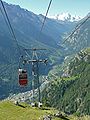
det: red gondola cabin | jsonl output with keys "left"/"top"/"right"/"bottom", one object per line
{"left": 19, "top": 69, "right": 28, "bottom": 86}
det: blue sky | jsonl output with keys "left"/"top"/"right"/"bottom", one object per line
{"left": 4, "top": 0, "right": 90, "bottom": 17}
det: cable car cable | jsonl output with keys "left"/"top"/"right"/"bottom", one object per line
{"left": 40, "top": 0, "right": 53, "bottom": 32}
{"left": 0, "top": 62, "right": 18, "bottom": 77}
{"left": 12, "top": 0, "right": 52, "bottom": 55}
{"left": 0, "top": 7, "right": 13, "bottom": 36}
{"left": 23, "top": 0, "right": 53, "bottom": 56}
{"left": 62, "top": 15, "right": 90, "bottom": 44}
{"left": 0, "top": 0, "right": 21, "bottom": 56}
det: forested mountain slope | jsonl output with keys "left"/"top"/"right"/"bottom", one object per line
{"left": 42, "top": 48, "right": 90, "bottom": 115}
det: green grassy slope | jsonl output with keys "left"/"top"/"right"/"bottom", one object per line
{"left": 0, "top": 101, "right": 90, "bottom": 120}
{"left": 0, "top": 101, "right": 64, "bottom": 120}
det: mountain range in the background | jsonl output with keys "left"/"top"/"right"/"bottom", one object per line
{"left": 48, "top": 13, "right": 82, "bottom": 22}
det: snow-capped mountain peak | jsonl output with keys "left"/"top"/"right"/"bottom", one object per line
{"left": 48, "top": 13, "right": 82, "bottom": 22}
